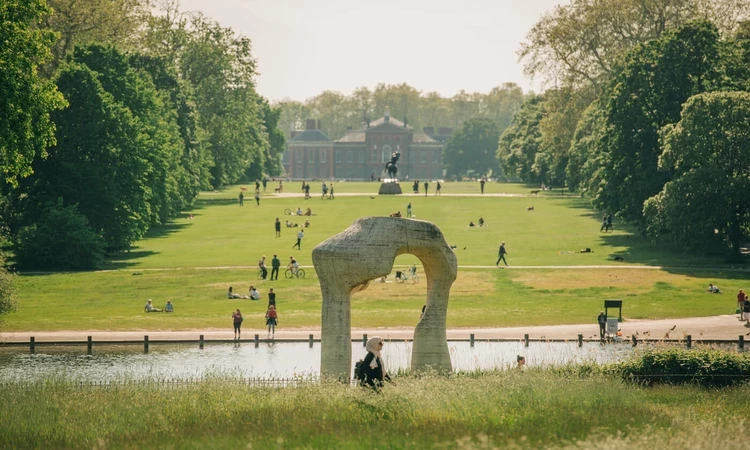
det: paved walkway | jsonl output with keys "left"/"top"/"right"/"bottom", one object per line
{"left": 2, "top": 315, "right": 748, "bottom": 343}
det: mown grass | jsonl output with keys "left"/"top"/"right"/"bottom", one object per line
{"left": 4, "top": 182, "right": 747, "bottom": 332}
{"left": 1, "top": 369, "right": 749, "bottom": 449}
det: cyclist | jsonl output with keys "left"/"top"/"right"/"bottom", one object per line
{"left": 288, "top": 256, "right": 300, "bottom": 276}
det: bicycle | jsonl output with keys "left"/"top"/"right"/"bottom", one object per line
{"left": 285, "top": 267, "right": 306, "bottom": 279}
{"left": 257, "top": 268, "right": 266, "bottom": 280}
{"left": 395, "top": 266, "right": 419, "bottom": 284}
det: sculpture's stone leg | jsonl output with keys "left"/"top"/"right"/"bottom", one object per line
{"left": 412, "top": 273, "right": 452, "bottom": 372}
{"left": 320, "top": 284, "right": 352, "bottom": 379}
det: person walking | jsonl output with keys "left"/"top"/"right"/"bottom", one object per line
{"left": 361, "top": 336, "right": 391, "bottom": 389}
{"left": 258, "top": 255, "right": 268, "bottom": 280}
{"left": 480, "top": 178, "right": 485, "bottom": 194}
{"left": 238, "top": 191, "right": 244, "bottom": 206}
{"left": 496, "top": 242, "right": 508, "bottom": 267}
{"left": 268, "top": 288, "right": 276, "bottom": 308}
{"left": 606, "top": 214, "right": 613, "bottom": 232}
{"left": 232, "top": 309, "right": 243, "bottom": 340}
{"left": 262, "top": 178, "right": 267, "bottom": 192}
{"left": 600, "top": 214, "right": 607, "bottom": 232}
{"left": 597, "top": 311, "right": 607, "bottom": 340}
{"left": 328, "top": 183, "right": 334, "bottom": 199}
{"left": 255, "top": 191, "right": 260, "bottom": 206}
{"left": 436, "top": 181, "right": 441, "bottom": 196}
{"left": 424, "top": 181, "right": 429, "bottom": 197}
{"left": 304, "top": 183, "right": 311, "bottom": 199}
{"left": 406, "top": 203, "right": 412, "bottom": 218}
{"left": 739, "top": 289, "right": 747, "bottom": 319}
{"left": 292, "top": 229, "right": 304, "bottom": 249}
{"left": 275, "top": 217, "right": 281, "bottom": 237}
{"left": 265, "top": 305, "right": 278, "bottom": 338}
{"left": 270, "top": 254, "right": 281, "bottom": 280}
{"left": 322, "top": 182, "right": 328, "bottom": 199}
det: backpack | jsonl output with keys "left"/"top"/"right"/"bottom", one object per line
{"left": 354, "top": 359, "right": 367, "bottom": 383}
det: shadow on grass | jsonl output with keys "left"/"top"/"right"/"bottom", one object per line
{"left": 103, "top": 250, "right": 159, "bottom": 270}
{"left": 144, "top": 223, "right": 189, "bottom": 240}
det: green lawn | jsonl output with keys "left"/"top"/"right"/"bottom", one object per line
{"left": 4, "top": 182, "right": 747, "bottom": 332}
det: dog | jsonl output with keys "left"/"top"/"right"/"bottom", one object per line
{"left": 530, "top": 190, "right": 540, "bottom": 196}
{"left": 527, "top": 206, "right": 535, "bottom": 211}
{"left": 274, "top": 187, "right": 281, "bottom": 193}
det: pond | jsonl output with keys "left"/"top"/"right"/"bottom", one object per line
{"left": 0, "top": 341, "right": 639, "bottom": 383}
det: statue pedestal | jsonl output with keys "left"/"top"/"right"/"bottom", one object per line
{"left": 378, "top": 183, "right": 402, "bottom": 195}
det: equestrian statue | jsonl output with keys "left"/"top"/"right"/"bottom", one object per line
{"left": 384, "top": 151, "right": 400, "bottom": 181}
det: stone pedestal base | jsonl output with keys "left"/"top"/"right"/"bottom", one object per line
{"left": 378, "top": 183, "right": 402, "bottom": 195}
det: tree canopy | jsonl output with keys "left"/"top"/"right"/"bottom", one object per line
{"left": 443, "top": 118, "right": 502, "bottom": 178}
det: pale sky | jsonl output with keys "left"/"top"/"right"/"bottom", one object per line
{"left": 178, "top": 0, "right": 566, "bottom": 102}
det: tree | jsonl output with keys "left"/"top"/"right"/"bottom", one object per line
{"left": 44, "top": 0, "right": 149, "bottom": 73}
{"left": 566, "top": 101, "right": 607, "bottom": 194}
{"left": 14, "top": 200, "right": 105, "bottom": 270}
{"left": 0, "top": 0, "right": 66, "bottom": 186}
{"left": 644, "top": 91, "right": 750, "bottom": 260}
{"left": 596, "top": 21, "right": 727, "bottom": 224}
{"left": 443, "top": 118, "right": 502, "bottom": 178}
{"left": 519, "top": 0, "right": 749, "bottom": 89}
{"left": 497, "top": 96, "right": 545, "bottom": 182}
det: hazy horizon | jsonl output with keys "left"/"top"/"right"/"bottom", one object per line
{"left": 177, "top": 0, "right": 566, "bottom": 102}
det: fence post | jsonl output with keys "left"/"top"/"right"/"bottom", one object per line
{"left": 363, "top": 334, "right": 367, "bottom": 346}
{"left": 740, "top": 335, "right": 745, "bottom": 351}
{"left": 87, "top": 336, "right": 93, "bottom": 354}
{"left": 144, "top": 335, "right": 149, "bottom": 353}
{"left": 686, "top": 335, "right": 692, "bottom": 348}
{"left": 578, "top": 334, "right": 583, "bottom": 347}
{"left": 524, "top": 334, "right": 529, "bottom": 347}
{"left": 255, "top": 334, "right": 260, "bottom": 348}
{"left": 309, "top": 334, "right": 314, "bottom": 348}
{"left": 470, "top": 333, "right": 475, "bottom": 347}
{"left": 199, "top": 334, "right": 204, "bottom": 349}
{"left": 30, "top": 336, "right": 35, "bottom": 353}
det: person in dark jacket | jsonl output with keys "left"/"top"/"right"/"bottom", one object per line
{"left": 362, "top": 336, "right": 391, "bottom": 389}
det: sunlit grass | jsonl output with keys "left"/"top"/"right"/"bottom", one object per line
{"left": 1, "top": 370, "right": 749, "bottom": 449}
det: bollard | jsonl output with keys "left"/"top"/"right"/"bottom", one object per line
{"left": 309, "top": 334, "right": 314, "bottom": 348}
{"left": 524, "top": 334, "right": 529, "bottom": 347}
{"left": 686, "top": 335, "right": 692, "bottom": 348}
{"left": 144, "top": 335, "right": 149, "bottom": 353}
{"left": 87, "top": 336, "right": 93, "bottom": 354}
{"left": 363, "top": 334, "right": 368, "bottom": 346}
{"left": 578, "top": 334, "right": 583, "bottom": 348}
{"left": 740, "top": 335, "right": 745, "bottom": 351}
{"left": 199, "top": 334, "right": 204, "bottom": 349}
{"left": 255, "top": 334, "right": 260, "bottom": 348}
{"left": 470, "top": 334, "right": 475, "bottom": 347}
{"left": 30, "top": 336, "right": 35, "bottom": 353}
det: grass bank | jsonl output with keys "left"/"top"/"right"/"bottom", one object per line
{"left": 2, "top": 369, "right": 749, "bottom": 449}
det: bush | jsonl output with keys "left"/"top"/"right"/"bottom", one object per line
{"left": 14, "top": 200, "right": 105, "bottom": 270}
{"left": 614, "top": 348, "right": 750, "bottom": 387}
{"left": 0, "top": 253, "right": 16, "bottom": 320}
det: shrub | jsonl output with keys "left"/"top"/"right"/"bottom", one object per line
{"left": 614, "top": 348, "right": 750, "bottom": 387}
{"left": 14, "top": 200, "right": 105, "bottom": 270}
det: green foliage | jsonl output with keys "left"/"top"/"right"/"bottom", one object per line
{"left": 14, "top": 200, "right": 105, "bottom": 270}
{"left": 497, "top": 96, "right": 545, "bottom": 182}
{"left": 566, "top": 101, "right": 607, "bottom": 193}
{"left": 0, "top": 0, "right": 66, "bottom": 186}
{"left": 0, "top": 252, "right": 16, "bottom": 321}
{"left": 596, "top": 20, "right": 727, "bottom": 224}
{"left": 615, "top": 348, "right": 750, "bottom": 387}
{"left": 644, "top": 91, "right": 750, "bottom": 260}
{"left": 443, "top": 117, "right": 502, "bottom": 177}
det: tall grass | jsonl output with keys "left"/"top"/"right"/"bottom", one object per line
{"left": 2, "top": 369, "right": 749, "bottom": 449}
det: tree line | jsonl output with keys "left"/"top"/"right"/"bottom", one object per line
{"left": 497, "top": 0, "right": 750, "bottom": 260}
{"left": 0, "top": 0, "right": 286, "bottom": 272}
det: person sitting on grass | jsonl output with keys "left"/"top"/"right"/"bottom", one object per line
{"left": 707, "top": 283, "right": 722, "bottom": 294}
{"left": 304, "top": 219, "right": 310, "bottom": 228}
{"left": 144, "top": 299, "right": 162, "bottom": 313}
{"left": 478, "top": 217, "right": 485, "bottom": 227}
{"left": 305, "top": 207, "right": 312, "bottom": 216}
{"left": 296, "top": 207, "right": 303, "bottom": 216}
{"left": 249, "top": 286, "right": 261, "bottom": 301}
{"left": 517, "top": 355, "right": 526, "bottom": 369}
{"left": 228, "top": 286, "right": 244, "bottom": 299}
{"left": 165, "top": 300, "right": 174, "bottom": 313}
{"left": 469, "top": 221, "right": 475, "bottom": 227}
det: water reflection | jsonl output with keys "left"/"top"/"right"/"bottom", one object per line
{"left": 0, "top": 341, "right": 638, "bottom": 383}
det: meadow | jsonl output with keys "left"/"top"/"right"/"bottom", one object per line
{"left": 4, "top": 182, "right": 747, "bottom": 332}
{"left": 2, "top": 369, "right": 749, "bottom": 449}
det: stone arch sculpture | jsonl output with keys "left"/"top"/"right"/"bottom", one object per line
{"left": 312, "top": 217, "right": 457, "bottom": 378}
